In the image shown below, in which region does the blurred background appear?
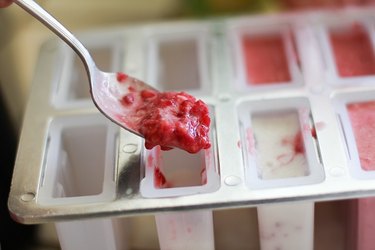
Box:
[1,0,375,249]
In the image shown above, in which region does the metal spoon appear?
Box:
[16,0,156,137]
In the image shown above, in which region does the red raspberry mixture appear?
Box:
[137,90,211,153]
[116,73,211,153]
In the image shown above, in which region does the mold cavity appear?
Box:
[140,106,219,197]
[147,147,207,188]
[40,115,117,202]
[157,38,201,91]
[329,24,375,77]
[242,33,291,85]
[251,110,309,179]
[68,47,113,100]
[347,101,375,171]
[54,125,108,197]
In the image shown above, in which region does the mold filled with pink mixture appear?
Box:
[347,101,375,171]
[330,24,375,77]
[242,34,291,85]
[116,73,211,154]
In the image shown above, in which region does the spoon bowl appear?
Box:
[16,0,155,137]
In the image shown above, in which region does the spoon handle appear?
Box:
[15,0,96,76]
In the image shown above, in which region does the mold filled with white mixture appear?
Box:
[238,98,324,189]
[252,110,308,179]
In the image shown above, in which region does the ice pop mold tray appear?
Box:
[9,7,375,224]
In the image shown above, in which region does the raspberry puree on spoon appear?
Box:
[115,73,211,154]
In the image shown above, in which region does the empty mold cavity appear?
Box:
[238,99,324,188]
[329,23,375,77]
[158,39,200,90]
[148,34,209,92]
[251,110,308,179]
[69,48,113,100]
[140,108,220,198]
[54,40,122,107]
[149,148,207,188]
[38,114,118,204]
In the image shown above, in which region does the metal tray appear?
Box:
[9,8,375,224]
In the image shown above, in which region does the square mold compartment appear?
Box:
[319,19,375,85]
[238,98,324,189]
[38,114,119,205]
[146,28,211,94]
[334,90,375,179]
[140,107,220,198]
[52,37,124,108]
[229,21,302,90]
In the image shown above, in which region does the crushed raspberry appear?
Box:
[293,131,304,154]
[311,127,317,139]
[119,90,211,153]
[138,92,211,153]
[160,99,173,108]
[116,72,128,83]
[115,71,211,153]
[120,93,135,106]
[141,89,157,99]
[154,167,167,188]
[128,86,136,92]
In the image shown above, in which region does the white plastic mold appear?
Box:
[155,210,215,250]
[55,217,129,250]
[38,114,119,205]
[257,202,315,250]
[238,97,324,189]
